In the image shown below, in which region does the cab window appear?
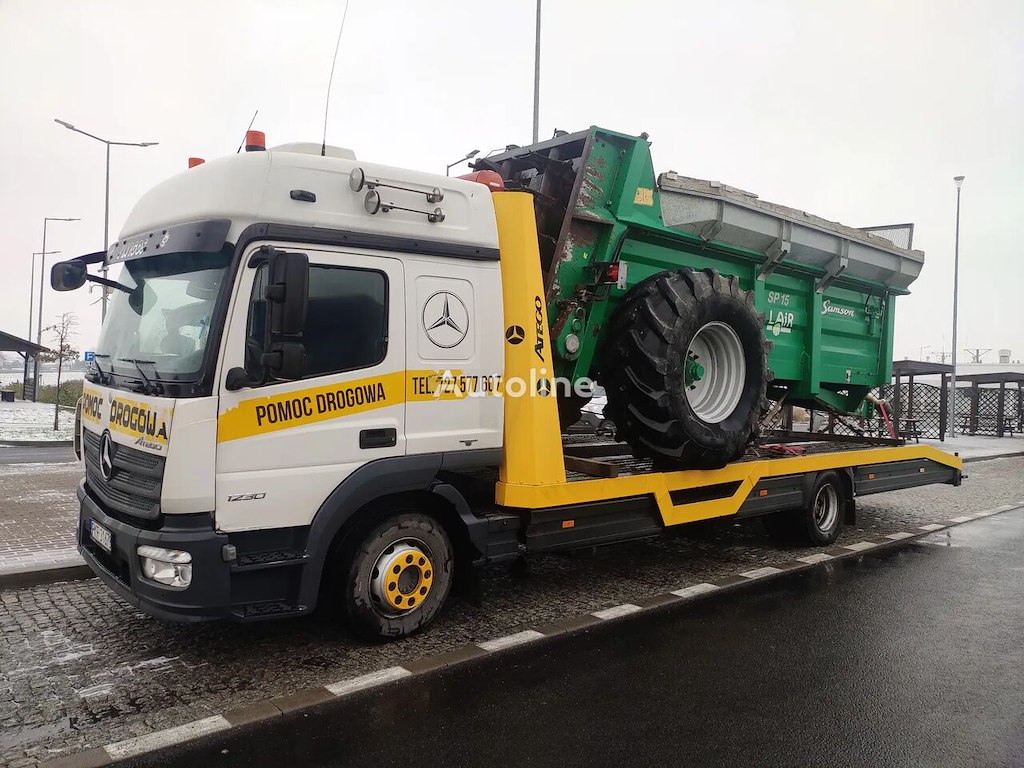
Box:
[245,263,388,380]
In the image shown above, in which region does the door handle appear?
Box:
[359,427,397,449]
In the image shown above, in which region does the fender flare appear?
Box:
[297,452,491,608]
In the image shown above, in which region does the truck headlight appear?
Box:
[137,545,193,588]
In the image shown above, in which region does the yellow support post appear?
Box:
[493,192,567,496]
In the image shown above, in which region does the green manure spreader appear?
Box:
[478,127,923,468]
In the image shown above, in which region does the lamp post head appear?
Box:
[139,142,158,147]
[54,119,75,130]
[467,149,480,159]
[954,175,965,189]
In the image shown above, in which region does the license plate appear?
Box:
[89,520,113,553]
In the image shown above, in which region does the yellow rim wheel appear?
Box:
[374,544,434,612]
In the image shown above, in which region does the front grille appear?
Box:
[83,429,165,521]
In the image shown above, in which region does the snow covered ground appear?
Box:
[0,369,84,387]
[0,400,75,441]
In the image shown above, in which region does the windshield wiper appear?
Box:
[91,353,112,385]
[118,358,164,396]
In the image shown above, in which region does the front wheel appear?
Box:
[342,511,454,640]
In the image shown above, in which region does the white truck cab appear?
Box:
[60,138,511,636]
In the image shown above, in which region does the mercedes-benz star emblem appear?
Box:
[505,325,525,345]
[99,430,115,482]
[422,291,469,349]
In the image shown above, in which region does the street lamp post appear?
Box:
[532,0,541,143]
[24,250,60,397]
[949,175,965,438]
[445,149,480,176]
[54,119,157,319]
[28,250,61,342]
[34,219,80,401]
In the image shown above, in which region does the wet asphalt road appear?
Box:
[0,444,75,464]
[123,510,1024,768]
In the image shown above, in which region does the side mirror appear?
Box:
[51,261,87,291]
[262,342,306,381]
[266,250,309,336]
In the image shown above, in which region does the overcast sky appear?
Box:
[1,0,1021,363]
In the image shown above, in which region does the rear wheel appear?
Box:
[800,471,845,546]
[341,511,453,640]
[603,268,770,468]
[763,471,846,546]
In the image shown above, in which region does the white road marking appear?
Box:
[104,716,230,760]
[76,683,114,699]
[885,532,914,540]
[796,553,833,565]
[918,523,944,531]
[671,583,719,598]
[949,515,972,523]
[325,666,411,697]
[478,630,545,652]
[843,541,877,552]
[591,604,642,620]
[740,566,783,579]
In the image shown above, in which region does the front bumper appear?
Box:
[77,480,232,622]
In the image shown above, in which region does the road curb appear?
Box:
[38,500,1024,768]
[963,450,1024,463]
[0,439,74,447]
[0,562,93,591]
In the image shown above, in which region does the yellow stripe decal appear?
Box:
[218,371,404,442]
[217,369,503,442]
[107,394,172,445]
[407,370,504,401]
[81,387,104,425]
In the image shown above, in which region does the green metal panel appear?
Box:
[482,127,907,415]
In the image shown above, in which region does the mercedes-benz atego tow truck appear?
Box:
[52,128,961,639]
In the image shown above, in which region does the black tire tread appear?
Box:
[343,510,453,641]
[602,268,771,469]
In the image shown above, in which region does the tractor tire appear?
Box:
[602,268,770,469]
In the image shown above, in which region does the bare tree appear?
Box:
[41,312,79,430]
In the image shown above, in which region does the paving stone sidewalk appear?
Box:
[0,462,83,578]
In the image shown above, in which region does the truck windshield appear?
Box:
[96,248,233,380]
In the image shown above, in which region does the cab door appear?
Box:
[216,243,405,532]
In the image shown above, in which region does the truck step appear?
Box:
[234,550,309,571]
[238,601,308,619]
